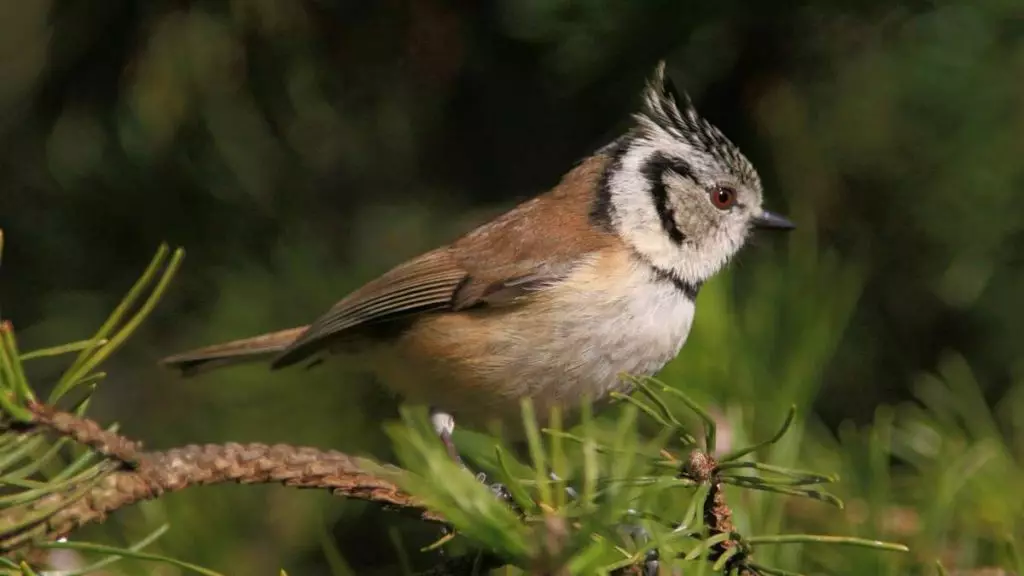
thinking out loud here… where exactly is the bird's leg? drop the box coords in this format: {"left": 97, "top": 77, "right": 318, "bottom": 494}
{"left": 549, "top": 473, "right": 657, "bottom": 573}
{"left": 427, "top": 414, "right": 656, "bottom": 572}
{"left": 621, "top": 510, "right": 659, "bottom": 576}
{"left": 428, "top": 408, "right": 462, "bottom": 556}
{"left": 429, "top": 408, "right": 464, "bottom": 467}
{"left": 428, "top": 408, "right": 521, "bottom": 510}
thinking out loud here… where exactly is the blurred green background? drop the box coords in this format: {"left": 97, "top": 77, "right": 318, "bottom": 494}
{"left": 2, "top": 0, "right": 1023, "bottom": 574}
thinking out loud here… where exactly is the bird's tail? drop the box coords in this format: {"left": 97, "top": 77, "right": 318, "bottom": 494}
{"left": 160, "top": 326, "right": 309, "bottom": 376}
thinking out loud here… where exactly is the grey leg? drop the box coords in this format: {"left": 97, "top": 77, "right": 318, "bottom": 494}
{"left": 429, "top": 408, "right": 464, "bottom": 467}
{"left": 621, "top": 509, "right": 659, "bottom": 576}
{"left": 428, "top": 408, "right": 461, "bottom": 558}
{"left": 551, "top": 474, "right": 658, "bottom": 575}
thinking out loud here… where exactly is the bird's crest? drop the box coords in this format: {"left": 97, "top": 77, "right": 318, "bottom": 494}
{"left": 637, "top": 61, "right": 760, "bottom": 189}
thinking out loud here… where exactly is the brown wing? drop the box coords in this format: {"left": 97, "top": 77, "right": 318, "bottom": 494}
{"left": 271, "top": 249, "right": 464, "bottom": 368}
{"left": 162, "top": 327, "right": 308, "bottom": 376}
{"left": 271, "top": 153, "right": 616, "bottom": 369}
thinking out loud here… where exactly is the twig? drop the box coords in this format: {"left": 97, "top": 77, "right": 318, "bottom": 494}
{"left": 681, "top": 449, "right": 752, "bottom": 574}
{"left": 24, "top": 403, "right": 143, "bottom": 467}
{"left": 1, "top": 409, "right": 443, "bottom": 557}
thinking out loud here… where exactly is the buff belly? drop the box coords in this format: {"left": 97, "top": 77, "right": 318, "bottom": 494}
{"left": 369, "top": 254, "right": 697, "bottom": 430}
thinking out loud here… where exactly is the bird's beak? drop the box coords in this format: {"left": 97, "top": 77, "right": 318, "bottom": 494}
{"left": 752, "top": 210, "right": 795, "bottom": 231}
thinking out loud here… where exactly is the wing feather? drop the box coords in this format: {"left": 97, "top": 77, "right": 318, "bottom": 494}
{"left": 271, "top": 250, "right": 470, "bottom": 368}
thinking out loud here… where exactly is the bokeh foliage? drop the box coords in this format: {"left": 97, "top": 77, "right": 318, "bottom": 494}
{"left": 1, "top": 0, "right": 1022, "bottom": 573}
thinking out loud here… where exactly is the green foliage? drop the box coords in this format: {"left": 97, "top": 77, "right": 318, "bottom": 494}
{"left": 381, "top": 382, "right": 910, "bottom": 574}
{"left": 0, "top": 243, "right": 214, "bottom": 575}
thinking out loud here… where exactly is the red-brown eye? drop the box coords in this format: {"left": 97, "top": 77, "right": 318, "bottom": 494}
{"left": 710, "top": 186, "right": 737, "bottom": 210}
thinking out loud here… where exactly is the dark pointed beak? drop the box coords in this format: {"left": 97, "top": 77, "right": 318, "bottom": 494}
{"left": 752, "top": 210, "right": 795, "bottom": 231}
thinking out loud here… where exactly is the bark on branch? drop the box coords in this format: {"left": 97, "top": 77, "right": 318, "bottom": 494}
{"left": 1, "top": 405, "right": 442, "bottom": 556}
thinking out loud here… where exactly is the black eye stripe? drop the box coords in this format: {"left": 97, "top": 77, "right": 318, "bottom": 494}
{"left": 641, "top": 152, "right": 692, "bottom": 246}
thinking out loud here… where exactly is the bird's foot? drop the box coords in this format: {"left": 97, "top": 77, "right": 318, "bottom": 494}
{"left": 468, "top": 472, "right": 522, "bottom": 514}
{"left": 428, "top": 410, "right": 521, "bottom": 513}
{"left": 550, "top": 475, "right": 659, "bottom": 575}
{"left": 618, "top": 515, "right": 659, "bottom": 575}
{"left": 432, "top": 453, "right": 655, "bottom": 569}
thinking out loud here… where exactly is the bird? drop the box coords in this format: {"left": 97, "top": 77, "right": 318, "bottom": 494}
{"left": 160, "top": 61, "right": 794, "bottom": 462}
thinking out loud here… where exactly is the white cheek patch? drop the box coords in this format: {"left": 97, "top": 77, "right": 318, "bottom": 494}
{"left": 608, "top": 141, "right": 683, "bottom": 268}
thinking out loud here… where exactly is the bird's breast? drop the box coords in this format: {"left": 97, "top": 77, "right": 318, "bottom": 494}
{"left": 372, "top": 249, "right": 697, "bottom": 428}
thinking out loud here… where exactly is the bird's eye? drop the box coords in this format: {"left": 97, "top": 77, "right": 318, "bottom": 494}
{"left": 709, "top": 186, "right": 737, "bottom": 210}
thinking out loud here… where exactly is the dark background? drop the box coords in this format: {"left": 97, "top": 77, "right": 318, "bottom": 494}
{"left": 1, "top": 0, "right": 1022, "bottom": 573}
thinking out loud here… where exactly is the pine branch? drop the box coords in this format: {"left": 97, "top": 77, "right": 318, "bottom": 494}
{"left": 1, "top": 407, "right": 441, "bottom": 557}
{"left": 23, "top": 402, "right": 144, "bottom": 466}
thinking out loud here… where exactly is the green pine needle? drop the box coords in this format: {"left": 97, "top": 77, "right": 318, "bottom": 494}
{"left": 20, "top": 339, "right": 109, "bottom": 362}
{"left": 744, "top": 534, "right": 909, "bottom": 552}
{"left": 37, "top": 536, "right": 226, "bottom": 576}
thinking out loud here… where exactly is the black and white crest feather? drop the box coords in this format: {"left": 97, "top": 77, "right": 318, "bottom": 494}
{"left": 636, "top": 62, "right": 760, "bottom": 189}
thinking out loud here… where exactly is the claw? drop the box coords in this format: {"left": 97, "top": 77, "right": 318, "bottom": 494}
{"left": 621, "top": 509, "right": 661, "bottom": 576}
{"left": 643, "top": 548, "right": 660, "bottom": 576}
